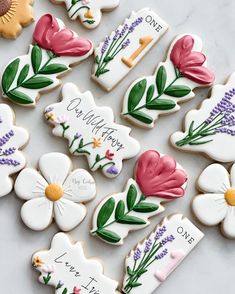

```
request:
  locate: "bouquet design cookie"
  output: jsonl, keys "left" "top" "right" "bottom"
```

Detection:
{"left": 45, "top": 83, "right": 140, "bottom": 178}
{"left": 192, "top": 163, "right": 235, "bottom": 239}
{"left": 0, "top": 104, "right": 29, "bottom": 197}
{"left": 1, "top": 13, "right": 93, "bottom": 107}
{"left": 0, "top": 0, "right": 33, "bottom": 39}
{"left": 32, "top": 233, "right": 119, "bottom": 293}
{"left": 91, "top": 150, "right": 188, "bottom": 245}
{"left": 171, "top": 73, "right": 235, "bottom": 162}
{"left": 15, "top": 152, "right": 96, "bottom": 231}
{"left": 51, "top": 0, "right": 119, "bottom": 29}
{"left": 92, "top": 8, "right": 168, "bottom": 91}
{"left": 122, "top": 214, "right": 204, "bottom": 294}
{"left": 122, "top": 34, "right": 215, "bottom": 128}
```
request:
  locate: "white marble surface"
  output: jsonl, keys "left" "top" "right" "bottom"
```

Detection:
{"left": 0, "top": 0, "right": 234, "bottom": 293}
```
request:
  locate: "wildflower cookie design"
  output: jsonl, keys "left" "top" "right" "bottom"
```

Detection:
{"left": 32, "top": 233, "right": 119, "bottom": 293}
{"left": 192, "top": 163, "right": 235, "bottom": 239}
{"left": 171, "top": 72, "right": 235, "bottom": 162}
{"left": 45, "top": 83, "right": 140, "bottom": 178}
{"left": 0, "top": 104, "right": 29, "bottom": 197}
{"left": 14, "top": 152, "right": 96, "bottom": 231}
{"left": 0, "top": 0, "right": 33, "bottom": 39}
{"left": 122, "top": 34, "right": 215, "bottom": 128}
{"left": 91, "top": 150, "right": 188, "bottom": 245}
{"left": 92, "top": 8, "right": 168, "bottom": 91}
{"left": 1, "top": 13, "right": 93, "bottom": 106}
{"left": 122, "top": 214, "right": 203, "bottom": 294}
{"left": 51, "top": 0, "right": 119, "bottom": 29}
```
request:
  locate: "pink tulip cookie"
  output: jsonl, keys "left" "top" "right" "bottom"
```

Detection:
{"left": 92, "top": 8, "right": 169, "bottom": 91}
{"left": 32, "top": 233, "right": 119, "bottom": 293}
{"left": 51, "top": 0, "right": 119, "bottom": 29}
{"left": 44, "top": 83, "right": 140, "bottom": 178}
{"left": 14, "top": 152, "right": 96, "bottom": 231}
{"left": 122, "top": 214, "right": 203, "bottom": 294}
{"left": 0, "top": 104, "right": 29, "bottom": 197}
{"left": 193, "top": 163, "right": 235, "bottom": 239}
{"left": 122, "top": 34, "right": 215, "bottom": 128}
{"left": 1, "top": 13, "right": 93, "bottom": 107}
{"left": 91, "top": 150, "right": 188, "bottom": 245}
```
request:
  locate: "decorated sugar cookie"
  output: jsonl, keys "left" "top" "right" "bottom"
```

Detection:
{"left": 0, "top": 104, "right": 29, "bottom": 197}
{"left": 122, "top": 214, "right": 203, "bottom": 294}
{"left": 171, "top": 73, "right": 235, "bottom": 162}
{"left": 92, "top": 8, "right": 169, "bottom": 91}
{"left": 51, "top": 0, "right": 119, "bottom": 29}
{"left": 45, "top": 83, "right": 140, "bottom": 178}
{"left": 32, "top": 232, "right": 119, "bottom": 293}
{"left": 192, "top": 163, "right": 235, "bottom": 239}
{"left": 122, "top": 34, "right": 215, "bottom": 128}
{"left": 14, "top": 152, "right": 96, "bottom": 231}
{"left": 91, "top": 150, "right": 188, "bottom": 245}
{"left": 0, "top": 0, "right": 33, "bottom": 39}
{"left": 1, "top": 14, "right": 93, "bottom": 107}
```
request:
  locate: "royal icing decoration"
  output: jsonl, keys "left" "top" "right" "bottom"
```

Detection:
{"left": 14, "top": 152, "right": 96, "bottom": 231}
{"left": 91, "top": 150, "right": 188, "bottom": 245}
{"left": 192, "top": 163, "right": 235, "bottom": 239}
{"left": 92, "top": 8, "right": 168, "bottom": 91}
{"left": 45, "top": 83, "right": 140, "bottom": 178}
{"left": 52, "top": 0, "right": 119, "bottom": 29}
{"left": 122, "top": 34, "right": 215, "bottom": 128}
{"left": 122, "top": 214, "right": 203, "bottom": 294}
{"left": 0, "top": 0, "right": 33, "bottom": 39}
{"left": 32, "top": 233, "right": 119, "bottom": 293}
{"left": 171, "top": 73, "right": 235, "bottom": 162}
{"left": 1, "top": 14, "right": 93, "bottom": 106}
{"left": 0, "top": 104, "right": 29, "bottom": 197}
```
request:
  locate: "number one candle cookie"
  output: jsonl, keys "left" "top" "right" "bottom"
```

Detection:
{"left": 92, "top": 8, "right": 169, "bottom": 91}
{"left": 91, "top": 150, "right": 188, "bottom": 245}
{"left": 44, "top": 83, "right": 140, "bottom": 178}
{"left": 122, "top": 214, "right": 204, "bottom": 294}
{"left": 32, "top": 233, "right": 119, "bottom": 293}
{"left": 122, "top": 34, "right": 215, "bottom": 128}
{"left": 1, "top": 13, "right": 93, "bottom": 107}
{"left": 51, "top": 0, "right": 120, "bottom": 29}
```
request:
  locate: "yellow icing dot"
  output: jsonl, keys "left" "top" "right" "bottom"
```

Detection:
{"left": 45, "top": 184, "right": 63, "bottom": 202}
{"left": 224, "top": 188, "right": 235, "bottom": 206}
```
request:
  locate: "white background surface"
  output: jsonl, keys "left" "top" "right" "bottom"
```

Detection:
{"left": 0, "top": 0, "right": 234, "bottom": 293}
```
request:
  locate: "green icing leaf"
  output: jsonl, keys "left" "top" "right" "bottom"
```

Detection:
{"left": 7, "top": 89, "right": 33, "bottom": 104}
{"left": 129, "top": 110, "right": 153, "bottom": 125}
{"left": 39, "top": 64, "right": 68, "bottom": 74}
{"left": 146, "top": 99, "right": 176, "bottom": 110}
{"left": 165, "top": 85, "right": 191, "bottom": 97}
{"left": 128, "top": 79, "right": 147, "bottom": 112}
{"left": 95, "top": 55, "right": 100, "bottom": 64}
{"left": 188, "top": 121, "right": 194, "bottom": 136}
{"left": 97, "top": 197, "right": 115, "bottom": 228}
{"left": 79, "top": 138, "right": 84, "bottom": 148}
{"left": 62, "top": 289, "right": 68, "bottom": 294}
{"left": 96, "top": 154, "right": 101, "bottom": 162}
{"left": 22, "top": 76, "right": 53, "bottom": 89}
{"left": 97, "top": 229, "right": 121, "bottom": 243}
{"left": 127, "top": 266, "right": 134, "bottom": 276}
{"left": 127, "top": 184, "right": 137, "bottom": 210}
{"left": 130, "top": 282, "right": 142, "bottom": 288}
{"left": 146, "top": 84, "right": 155, "bottom": 103}
{"left": 76, "top": 149, "right": 90, "bottom": 155}
{"left": 133, "top": 202, "right": 159, "bottom": 213}
{"left": 2, "top": 58, "right": 20, "bottom": 93}
{"left": 31, "top": 45, "right": 42, "bottom": 74}
{"left": 156, "top": 65, "right": 167, "bottom": 94}
{"left": 17, "top": 64, "right": 30, "bottom": 86}
{"left": 117, "top": 215, "right": 146, "bottom": 225}
{"left": 115, "top": 200, "right": 125, "bottom": 220}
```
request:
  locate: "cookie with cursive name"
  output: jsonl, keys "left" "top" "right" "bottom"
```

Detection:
{"left": 92, "top": 8, "right": 168, "bottom": 91}
{"left": 44, "top": 83, "right": 140, "bottom": 178}
{"left": 91, "top": 150, "right": 188, "bottom": 245}
{"left": 14, "top": 152, "right": 96, "bottom": 231}
{"left": 32, "top": 232, "right": 119, "bottom": 293}
{"left": 122, "top": 214, "right": 204, "bottom": 294}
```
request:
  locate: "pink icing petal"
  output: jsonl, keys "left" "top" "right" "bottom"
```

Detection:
{"left": 180, "top": 52, "right": 206, "bottom": 69}
{"left": 182, "top": 65, "right": 215, "bottom": 85}
{"left": 170, "top": 35, "right": 194, "bottom": 67}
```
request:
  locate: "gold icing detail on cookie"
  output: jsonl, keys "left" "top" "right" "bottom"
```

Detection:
{"left": 84, "top": 9, "right": 94, "bottom": 19}
{"left": 225, "top": 188, "right": 235, "bottom": 206}
{"left": 45, "top": 184, "right": 64, "bottom": 202}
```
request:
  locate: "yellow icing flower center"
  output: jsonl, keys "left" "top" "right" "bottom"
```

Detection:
{"left": 224, "top": 188, "right": 235, "bottom": 206}
{"left": 0, "top": 0, "right": 12, "bottom": 17}
{"left": 45, "top": 184, "right": 64, "bottom": 201}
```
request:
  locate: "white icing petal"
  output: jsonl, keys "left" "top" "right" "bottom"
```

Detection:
{"left": 221, "top": 207, "right": 235, "bottom": 238}
{"left": 39, "top": 153, "right": 71, "bottom": 185}
{"left": 15, "top": 168, "right": 47, "bottom": 200}
{"left": 192, "top": 194, "right": 227, "bottom": 226}
{"left": 54, "top": 199, "right": 86, "bottom": 231}
{"left": 21, "top": 198, "right": 53, "bottom": 230}
{"left": 229, "top": 163, "right": 235, "bottom": 187}
{"left": 0, "top": 177, "right": 13, "bottom": 197}
{"left": 197, "top": 164, "right": 230, "bottom": 193}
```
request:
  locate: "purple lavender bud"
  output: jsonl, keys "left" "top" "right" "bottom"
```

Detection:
{"left": 119, "top": 24, "right": 128, "bottom": 37}
{"left": 122, "top": 39, "right": 130, "bottom": 49}
{"left": 113, "top": 29, "right": 120, "bottom": 40}
{"left": 155, "top": 248, "right": 168, "bottom": 260}
{"left": 74, "top": 132, "right": 82, "bottom": 139}
{"left": 159, "top": 234, "right": 175, "bottom": 246}
{"left": 106, "top": 165, "right": 118, "bottom": 175}
{"left": 3, "top": 147, "right": 16, "bottom": 156}
{"left": 44, "top": 107, "right": 54, "bottom": 114}
{"left": 144, "top": 239, "right": 152, "bottom": 253}
{"left": 0, "top": 130, "right": 14, "bottom": 147}
{"left": 134, "top": 248, "right": 141, "bottom": 261}
{"left": 0, "top": 158, "right": 20, "bottom": 166}
{"left": 154, "top": 225, "right": 167, "bottom": 240}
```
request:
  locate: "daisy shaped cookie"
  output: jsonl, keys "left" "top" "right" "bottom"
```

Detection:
{"left": 0, "top": 0, "right": 33, "bottom": 39}
{"left": 193, "top": 163, "right": 235, "bottom": 238}
{"left": 15, "top": 152, "right": 96, "bottom": 231}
